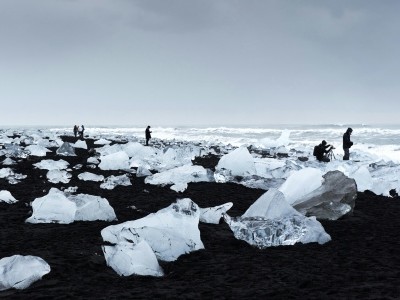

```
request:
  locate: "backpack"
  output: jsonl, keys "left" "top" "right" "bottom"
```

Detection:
{"left": 313, "top": 145, "right": 319, "bottom": 156}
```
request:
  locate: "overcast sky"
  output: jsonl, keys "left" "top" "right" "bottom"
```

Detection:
{"left": 1, "top": 0, "right": 399, "bottom": 126}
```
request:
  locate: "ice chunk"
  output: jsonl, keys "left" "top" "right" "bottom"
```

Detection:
{"left": 224, "top": 188, "right": 331, "bottom": 248}
{"left": 215, "top": 147, "right": 256, "bottom": 177}
{"left": 0, "top": 255, "right": 50, "bottom": 291}
{"left": 46, "top": 170, "right": 72, "bottom": 184}
{"left": 94, "top": 138, "right": 111, "bottom": 145}
{"left": 101, "top": 198, "right": 204, "bottom": 261}
{"left": 2, "top": 158, "right": 16, "bottom": 165}
{"left": 78, "top": 172, "right": 104, "bottom": 182}
{"left": 25, "top": 188, "right": 116, "bottom": 223}
{"left": 293, "top": 171, "right": 357, "bottom": 220}
{"left": 68, "top": 194, "right": 116, "bottom": 221}
{"left": 144, "top": 165, "right": 213, "bottom": 192}
{"left": 270, "top": 160, "right": 302, "bottom": 179}
{"left": 117, "top": 226, "right": 200, "bottom": 262}
{"left": 87, "top": 157, "right": 99, "bottom": 164}
{"left": 123, "top": 142, "right": 151, "bottom": 157}
{"left": 3, "top": 144, "right": 29, "bottom": 158}
{"left": 199, "top": 202, "right": 233, "bottom": 224}
{"left": 0, "top": 169, "right": 27, "bottom": 185}
{"left": 243, "top": 189, "right": 297, "bottom": 219}
{"left": 102, "top": 241, "right": 163, "bottom": 277}
{"left": 25, "top": 145, "right": 51, "bottom": 157}
{"left": 96, "top": 143, "right": 124, "bottom": 156}
{"left": 0, "top": 190, "right": 18, "bottom": 204}
{"left": 238, "top": 176, "right": 284, "bottom": 190}
{"left": 33, "top": 159, "right": 69, "bottom": 170}
{"left": 136, "top": 166, "right": 152, "bottom": 177}
{"left": 63, "top": 186, "right": 78, "bottom": 195}
{"left": 350, "top": 166, "right": 373, "bottom": 192}
{"left": 157, "top": 147, "right": 196, "bottom": 171}
{"left": 254, "top": 157, "right": 285, "bottom": 178}
{"left": 279, "top": 168, "right": 324, "bottom": 205}
{"left": 73, "top": 140, "right": 87, "bottom": 149}
{"left": 0, "top": 168, "right": 14, "bottom": 178}
{"left": 99, "top": 151, "right": 130, "bottom": 170}
{"left": 213, "top": 168, "right": 234, "bottom": 183}
{"left": 26, "top": 188, "right": 77, "bottom": 224}
{"left": 56, "top": 142, "right": 76, "bottom": 156}
{"left": 100, "top": 174, "right": 131, "bottom": 190}
{"left": 224, "top": 214, "right": 330, "bottom": 248}
{"left": 258, "top": 130, "right": 291, "bottom": 148}
{"left": 170, "top": 182, "right": 188, "bottom": 192}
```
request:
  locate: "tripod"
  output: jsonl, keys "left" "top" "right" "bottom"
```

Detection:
{"left": 326, "top": 148, "right": 335, "bottom": 160}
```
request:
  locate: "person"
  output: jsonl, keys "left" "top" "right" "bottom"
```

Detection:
{"left": 73, "top": 125, "right": 78, "bottom": 137}
{"left": 343, "top": 127, "right": 353, "bottom": 160}
{"left": 145, "top": 125, "right": 152, "bottom": 146}
{"left": 313, "top": 140, "right": 334, "bottom": 162}
{"left": 79, "top": 125, "right": 85, "bottom": 140}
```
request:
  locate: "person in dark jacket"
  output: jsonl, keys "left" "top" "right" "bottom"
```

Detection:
{"left": 145, "top": 126, "right": 152, "bottom": 146}
{"left": 343, "top": 127, "right": 353, "bottom": 160}
{"left": 314, "top": 140, "right": 334, "bottom": 162}
{"left": 79, "top": 125, "right": 85, "bottom": 140}
{"left": 73, "top": 125, "right": 78, "bottom": 137}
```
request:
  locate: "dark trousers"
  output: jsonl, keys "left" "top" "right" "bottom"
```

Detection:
{"left": 343, "top": 148, "right": 350, "bottom": 160}
{"left": 146, "top": 138, "right": 150, "bottom": 146}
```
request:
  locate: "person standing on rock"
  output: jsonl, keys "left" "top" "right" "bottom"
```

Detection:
{"left": 145, "top": 125, "right": 152, "bottom": 146}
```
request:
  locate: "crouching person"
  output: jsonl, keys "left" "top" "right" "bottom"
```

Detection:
{"left": 313, "top": 140, "right": 334, "bottom": 162}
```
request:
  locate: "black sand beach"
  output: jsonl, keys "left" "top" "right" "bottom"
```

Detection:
{"left": 1, "top": 136, "right": 400, "bottom": 299}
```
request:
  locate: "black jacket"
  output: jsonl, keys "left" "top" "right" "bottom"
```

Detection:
{"left": 145, "top": 127, "right": 152, "bottom": 139}
{"left": 343, "top": 132, "right": 353, "bottom": 149}
{"left": 315, "top": 144, "right": 331, "bottom": 160}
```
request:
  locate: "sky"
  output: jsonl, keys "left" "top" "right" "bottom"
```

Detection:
{"left": 1, "top": 0, "right": 399, "bottom": 126}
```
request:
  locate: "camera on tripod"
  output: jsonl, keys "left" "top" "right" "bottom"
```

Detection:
{"left": 326, "top": 146, "right": 335, "bottom": 160}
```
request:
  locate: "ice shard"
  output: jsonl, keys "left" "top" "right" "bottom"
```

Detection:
{"left": 4, "top": 144, "right": 29, "bottom": 158}
{"left": 101, "top": 198, "right": 204, "bottom": 262}
{"left": 200, "top": 202, "right": 233, "bottom": 224}
{"left": 100, "top": 174, "right": 131, "bottom": 190}
{"left": 215, "top": 147, "right": 256, "bottom": 177}
{"left": 0, "top": 255, "right": 51, "bottom": 291}
{"left": 224, "top": 189, "right": 331, "bottom": 248}
{"left": 292, "top": 170, "right": 357, "bottom": 220}
{"left": 0, "top": 190, "right": 18, "bottom": 204}
{"left": 102, "top": 241, "right": 164, "bottom": 277}
{"left": 56, "top": 142, "right": 76, "bottom": 156}
{"left": 224, "top": 214, "right": 330, "bottom": 248}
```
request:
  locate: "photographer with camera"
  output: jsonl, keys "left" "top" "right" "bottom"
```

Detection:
{"left": 313, "top": 140, "right": 335, "bottom": 162}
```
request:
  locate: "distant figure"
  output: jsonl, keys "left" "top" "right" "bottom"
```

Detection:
{"left": 145, "top": 125, "right": 152, "bottom": 146}
{"left": 79, "top": 125, "right": 85, "bottom": 140}
{"left": 343, "top": 128, "right": 353, "bottom": 160}
{"left": 73, "top": 125, "right": 78, "bottom": 137}
{"left": 313, "top": 140, "right": 334, "bottom": 162}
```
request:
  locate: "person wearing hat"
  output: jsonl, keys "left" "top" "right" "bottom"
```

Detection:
{"left": 343, "top": 128, "right": 353, "bottom": 160}
{"left": 145, "top": 125, "right": 152, "bottom": 146}
{"left": 314, "top": 140, "right": 334, "bottom": 162}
